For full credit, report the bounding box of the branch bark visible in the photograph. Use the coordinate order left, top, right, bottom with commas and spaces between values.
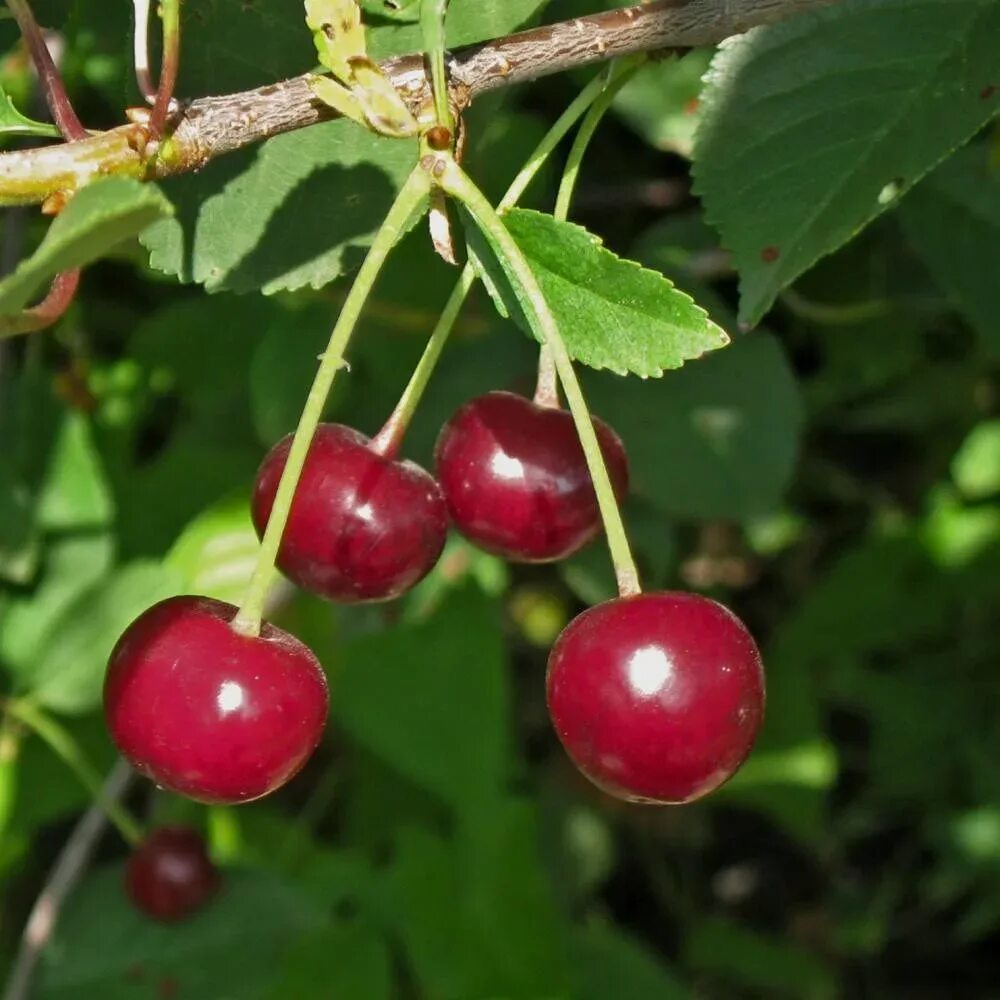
0, 0, 838, 207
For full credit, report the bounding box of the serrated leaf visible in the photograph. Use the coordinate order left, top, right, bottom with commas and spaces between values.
471, 208, 728, 377
348, 56, 418, 137
307, 0, 367, 80
141, 121, 418, 293
0, 84, 59, 138
693, 0, 1000, 327
0, 178, 172, 316
899, 141, 1000, 358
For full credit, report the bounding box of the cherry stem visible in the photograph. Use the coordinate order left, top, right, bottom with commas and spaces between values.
232, 166, 431, 636
535, 59, 641, 409
370, 263, 475, 459
554, 57, 643, 222
149, 0, 181, 138
438, 158, 641, 597
369, 68, 616, 456
420, 0, 453, 134
6, 699, 143, 846
0, 269, 81, 340
7, 0, 86, 141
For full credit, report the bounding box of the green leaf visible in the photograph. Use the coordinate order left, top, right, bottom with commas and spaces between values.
268, 924, 393, 1000
29, 561, 184, 714
583, 332, 803, 519
141, 121, 418, 294
613, 49, 712, 158
37, 867, 325, 999
572, 923, 691, 1000
0, 83, 59, 138
899, 141, 1000, 358
335, 586, 509, 811
0, 533, 114, 682
473, 209, 729, 377
0, 178, 172, 316
166, 495, 259, 604
36, 413, 113, 531
952, 419, 1000, 501
307, 0, 367, 80
693, 0, 1000, 326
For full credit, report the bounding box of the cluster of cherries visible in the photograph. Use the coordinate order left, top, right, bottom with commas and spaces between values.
105, 389, 765, 826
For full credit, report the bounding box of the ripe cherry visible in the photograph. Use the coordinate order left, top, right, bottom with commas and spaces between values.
434, 391, 628, 562
105, 595, 328, 804
252, 424, 447, 602
546, 592, 764, 804
126, 826, 220, 922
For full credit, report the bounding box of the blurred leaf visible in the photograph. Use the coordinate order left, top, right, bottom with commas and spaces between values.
583, 333, 802, 519
693, 0, 1000, 326
142, 122, 419, 294
0, 83, 59, 137
613, 49, 712, 157
0, 533, 114, 679
952, 419, 1000, 500
268, 924, 393, 1000
37, 867, 324, 999
900, 142, 1000, 357
166, 494, 259, 604
572, 922, 690, 999
471, 209, 729, 377
0, 179, 171, 316
29, 561, 184, 714
36, 413, 113, 531
685, 917, 835, 998
335, 586, 509, 811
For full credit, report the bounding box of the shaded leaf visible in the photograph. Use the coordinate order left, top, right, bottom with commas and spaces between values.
693, 0, 1000, 326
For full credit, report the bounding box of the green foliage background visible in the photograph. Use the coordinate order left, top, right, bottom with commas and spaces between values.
1, 0, 999, 996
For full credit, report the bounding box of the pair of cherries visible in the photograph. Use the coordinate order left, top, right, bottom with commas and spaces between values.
104, 390, 764, 808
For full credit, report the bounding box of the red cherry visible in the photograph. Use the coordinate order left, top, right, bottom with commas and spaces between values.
546, 592, 764, 804
252, 424, 447, 602
104, 595, 328, 804
125, 826, 220, 922
434, 391, 628, 562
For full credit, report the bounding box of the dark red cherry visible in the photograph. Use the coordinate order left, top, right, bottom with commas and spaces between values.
126, 826, 220, 922
252, 424, 447, 602
434, 391, 628, 563
104, 595, 328, 804
546, 592, 764, 804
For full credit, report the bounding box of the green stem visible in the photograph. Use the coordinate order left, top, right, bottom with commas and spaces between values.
371, 264, 475, 458
232, 166, 431, 636
554, 57, 644, 221
8, 700, 143, 845
436, 157, 641, 597
420, 0, 452, 133
369, 67, 619, 454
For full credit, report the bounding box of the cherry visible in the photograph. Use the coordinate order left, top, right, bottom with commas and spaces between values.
546, 592, 764, 804
104, 595, 328, 804
434, 391, 629, 562
125, 826, 220, 922
252, 424, 447, 602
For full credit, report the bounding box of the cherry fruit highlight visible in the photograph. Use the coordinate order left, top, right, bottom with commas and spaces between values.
126, 826, 220, 922
253, 423, 447, 602
105, 595, 328, 804
546, 591, 764, 804
435, 391, 628, 562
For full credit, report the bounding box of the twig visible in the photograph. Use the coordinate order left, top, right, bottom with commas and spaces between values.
0, 0, 840, 206
2, 760, 135, 1000
6, 0, 86, 141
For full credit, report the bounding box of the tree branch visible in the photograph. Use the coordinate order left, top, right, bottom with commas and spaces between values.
0, 0, 838, 207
